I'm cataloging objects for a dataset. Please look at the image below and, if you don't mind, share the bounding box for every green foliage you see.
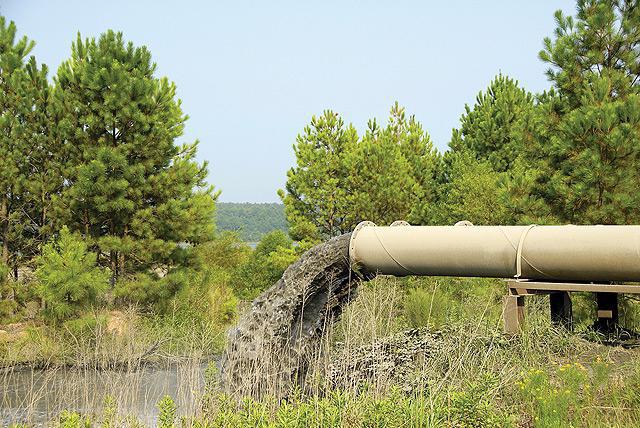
[403,276,504,330]
[191,231,250,271]
[35,227,109,322]
[404,287,453,330]
[515,358,638,427]
[233,230,296,299]
[100,394,117,428]
[157,395,177,428]
[0,261,14,320]
[346,103,438,227]
[427,150,511,225]
[450,74,535,173]
[0,17,56,274]
[53,30,217,281]
[447,375,509,428]
[216,202,287,242]
[279,110,357,241]
[280,104,438,240]
[57,410,91,428]
[62,313,107,339]
[169,388,512,427]
[536,1,640,223]
[423,74,551,226]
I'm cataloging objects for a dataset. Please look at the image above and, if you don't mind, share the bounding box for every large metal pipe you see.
[348,222,640,282]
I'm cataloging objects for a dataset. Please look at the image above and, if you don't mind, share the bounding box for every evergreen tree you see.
[0,18,49,278]
[450,74,535,172]
[436,75,551,225]
[53,31,216,283]
[346,103,438,227]
[23,57,62,265]
[537,0,640,223]
[36,226,109,322]
[427,150,510,225]
[278,110,357,241]
[279,105,438,239]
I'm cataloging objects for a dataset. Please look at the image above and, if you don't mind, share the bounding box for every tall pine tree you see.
[346,103,438,227]
[0,18,39,279]
[537,0,640,224]
[449,74,535,173]
[278,110,357,241]
[54,31,216,283]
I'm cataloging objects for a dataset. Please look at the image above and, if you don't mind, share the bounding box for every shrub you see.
[100,395,117,428]
[233,230,297,299]
[447,374,511,427]
[58,410,91,428]
[62,313,107,339]
[35,227,110,322]
[157,395,177,428]
[115,271,188,313]
[191,231,250,271]
[518,363,589,426]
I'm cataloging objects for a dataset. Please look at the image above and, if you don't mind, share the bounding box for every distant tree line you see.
[216,203,287,242]
[280,1,640,242]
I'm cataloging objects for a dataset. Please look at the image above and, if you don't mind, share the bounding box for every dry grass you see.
[3,276,640,426]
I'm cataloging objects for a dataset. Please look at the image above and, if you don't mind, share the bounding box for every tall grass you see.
[4,275,640,427]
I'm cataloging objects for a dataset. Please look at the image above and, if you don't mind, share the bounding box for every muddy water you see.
[222,233,367,396]
[1,361,210,426]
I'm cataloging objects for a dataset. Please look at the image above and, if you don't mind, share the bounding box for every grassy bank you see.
[0,308,226,369]
[5,276,640,427]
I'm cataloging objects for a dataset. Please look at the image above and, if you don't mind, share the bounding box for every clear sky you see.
[4,1,575,202]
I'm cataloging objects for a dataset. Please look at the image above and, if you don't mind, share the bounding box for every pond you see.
[1,360,212,426]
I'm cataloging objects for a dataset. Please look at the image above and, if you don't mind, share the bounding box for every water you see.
[1,361,211,426]
[222,233,367,397]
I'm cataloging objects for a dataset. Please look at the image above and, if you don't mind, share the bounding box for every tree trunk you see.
[1,197,9,267]
[110,250,117,287]
[119,226,128,278]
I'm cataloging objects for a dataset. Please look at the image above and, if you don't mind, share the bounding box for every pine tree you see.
[278,110,357,241]
[279,105,438,240]
[449,74,535,173]
[438,75,551,225]
[0,18,37,278]
[537,0,640,224]
[53,31,217,283]
[22,57,62,266]
[346,103,438,227]
[36,226,109,322]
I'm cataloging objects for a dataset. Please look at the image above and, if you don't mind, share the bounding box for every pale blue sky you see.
[4,1,575,202]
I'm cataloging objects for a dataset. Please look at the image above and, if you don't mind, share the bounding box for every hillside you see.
[216,202,288,241]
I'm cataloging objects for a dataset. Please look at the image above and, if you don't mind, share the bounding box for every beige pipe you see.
[348,222,640,282]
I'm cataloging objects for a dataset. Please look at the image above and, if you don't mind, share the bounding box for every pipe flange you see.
[349,221,376,266]
[390,220,410,227]
[454,220,474,226]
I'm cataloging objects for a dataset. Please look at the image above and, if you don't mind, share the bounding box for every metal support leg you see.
[595,292,618,333]
[504,295,525,334]
[550,291,572,330]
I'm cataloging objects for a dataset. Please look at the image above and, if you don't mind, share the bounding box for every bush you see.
[35,227,110,322]
[233,230,297,299]
[62,313,107,339]
[157,395,177,428]
[191,231,250,271]
[115,271,188,313]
